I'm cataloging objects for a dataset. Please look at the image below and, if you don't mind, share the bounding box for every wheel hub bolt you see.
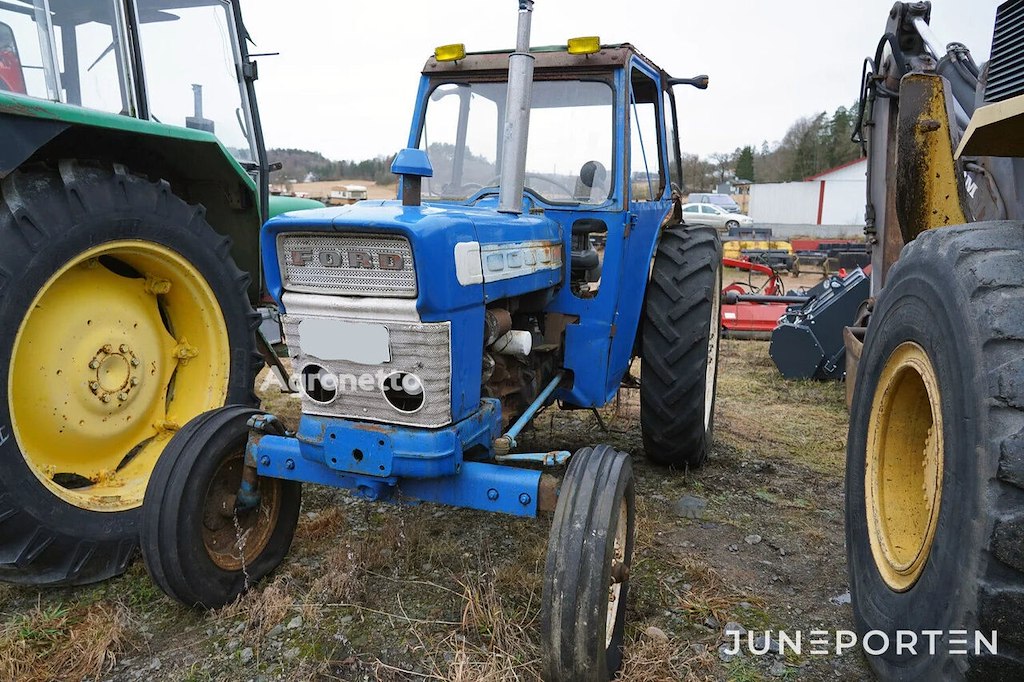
[87,344,141,404]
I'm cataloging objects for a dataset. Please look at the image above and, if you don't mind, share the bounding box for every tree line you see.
[269,149,397,185]
[681,103,863,192]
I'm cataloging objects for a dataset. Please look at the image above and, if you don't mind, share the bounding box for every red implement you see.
[721,257,788,338]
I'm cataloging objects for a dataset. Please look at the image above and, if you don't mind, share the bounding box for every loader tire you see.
[640,225,722,468]
[0,161,259,586]
[846,221,1024,680]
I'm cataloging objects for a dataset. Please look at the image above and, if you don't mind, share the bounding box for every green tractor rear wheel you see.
[0,161,259,586]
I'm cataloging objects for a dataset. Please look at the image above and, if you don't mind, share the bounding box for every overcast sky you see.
[241,1,1001,161]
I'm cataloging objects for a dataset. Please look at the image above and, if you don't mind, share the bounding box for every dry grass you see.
[429,575,541,682]
[0,600,133,681]
[667,556,764,625]
[0,338,859,680]
[715,339,848,473]
[217,579,294,642]
[618,631,716,682]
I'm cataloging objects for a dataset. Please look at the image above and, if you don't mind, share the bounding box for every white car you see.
[680,202,754,230]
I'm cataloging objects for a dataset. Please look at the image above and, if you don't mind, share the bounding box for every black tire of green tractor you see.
[141,406,301,609]
[846,221,1024,680]
[541,445,635,681]
[640,225,722,468]
[0,161,260,586]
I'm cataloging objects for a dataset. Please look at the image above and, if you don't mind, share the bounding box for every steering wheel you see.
[524,173,577,197]
[469,173,577,199]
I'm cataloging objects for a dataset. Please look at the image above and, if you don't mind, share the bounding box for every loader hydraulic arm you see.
[855,1,1023,293]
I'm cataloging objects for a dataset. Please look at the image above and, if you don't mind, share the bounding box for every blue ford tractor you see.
[140,3,720,678]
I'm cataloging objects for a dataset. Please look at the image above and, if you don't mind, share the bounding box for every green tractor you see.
[0,0,316,586]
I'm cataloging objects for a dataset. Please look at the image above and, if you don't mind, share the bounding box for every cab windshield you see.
[420,79,614,205]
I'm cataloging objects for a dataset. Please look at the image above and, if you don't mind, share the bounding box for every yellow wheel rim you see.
[9,241,230,512]
[865,341,944,592]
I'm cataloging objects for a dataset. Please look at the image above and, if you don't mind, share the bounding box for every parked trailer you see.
[326,184,369,206]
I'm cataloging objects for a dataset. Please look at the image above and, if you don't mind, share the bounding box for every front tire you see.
[541,445,635,681]
[0,161,259,586]
[846,222,1024,679]
[141,406,301,608]
[640,225,722,468]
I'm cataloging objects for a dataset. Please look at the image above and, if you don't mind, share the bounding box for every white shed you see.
[749,158,867,227]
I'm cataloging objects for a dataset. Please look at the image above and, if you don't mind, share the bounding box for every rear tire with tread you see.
[640,225,722,468]
[0,161,259,586]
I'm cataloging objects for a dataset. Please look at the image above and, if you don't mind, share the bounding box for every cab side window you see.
[628,67,665,202]
[0,4,54,98]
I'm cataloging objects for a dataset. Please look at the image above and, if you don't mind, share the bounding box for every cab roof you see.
[422,43,669,81]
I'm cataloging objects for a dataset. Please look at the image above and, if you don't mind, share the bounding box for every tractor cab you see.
[0,0,307,299]
[410,42,688,304]
[0,0,261,163]
[415,43,677,212]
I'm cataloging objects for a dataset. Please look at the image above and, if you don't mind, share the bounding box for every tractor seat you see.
[574,160,608,203]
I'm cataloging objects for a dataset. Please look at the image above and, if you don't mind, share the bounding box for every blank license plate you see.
[299,319,391,365]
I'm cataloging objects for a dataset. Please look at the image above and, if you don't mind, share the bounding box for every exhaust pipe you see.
[497,0,535,214]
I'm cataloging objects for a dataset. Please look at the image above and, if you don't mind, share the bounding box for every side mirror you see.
[0,21,28,95]
[668,75,709,90]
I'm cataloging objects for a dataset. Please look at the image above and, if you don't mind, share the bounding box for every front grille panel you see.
[986,0,1024,103]
[279,233,417,297]
[283,314,452,428]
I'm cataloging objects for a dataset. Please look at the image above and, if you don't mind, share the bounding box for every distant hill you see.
[268,148,396,185]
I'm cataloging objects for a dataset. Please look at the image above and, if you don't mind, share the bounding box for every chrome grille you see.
[278,233,416,297]
[282,313,452,428]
